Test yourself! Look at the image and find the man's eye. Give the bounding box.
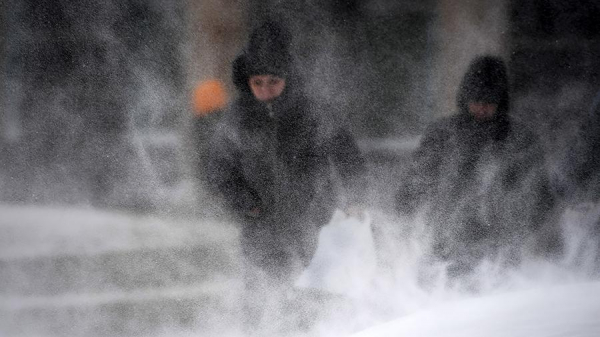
[269,79,279,85]
[254,80,262,86]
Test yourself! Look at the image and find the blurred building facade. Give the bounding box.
[1,0,600,211]
[190,0,600,136]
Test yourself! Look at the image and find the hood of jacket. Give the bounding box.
[232,19,301,96]
[231,19,308,129]
[456,55,511,141]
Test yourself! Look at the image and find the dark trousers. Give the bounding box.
[239,217,319,333]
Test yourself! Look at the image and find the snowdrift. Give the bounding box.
[352,281,600,337]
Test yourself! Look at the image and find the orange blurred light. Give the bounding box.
[192,79,228,117]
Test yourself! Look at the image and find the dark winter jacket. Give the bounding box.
[396,56,558,269]
[209,87,365,226]
[208,21,366,236]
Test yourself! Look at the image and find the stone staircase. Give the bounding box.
[0,205,244,336]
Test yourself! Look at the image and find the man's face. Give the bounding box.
[468,101,498,121]
[248,75,286,102]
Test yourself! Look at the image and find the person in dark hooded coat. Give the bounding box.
[396,55,560,275]
[208,19,367,285]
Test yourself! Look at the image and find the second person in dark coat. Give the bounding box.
[396,55,561,276]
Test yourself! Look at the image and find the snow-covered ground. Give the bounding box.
[351,281,600,337]
[346,204,600,337]
[1,203,599,336]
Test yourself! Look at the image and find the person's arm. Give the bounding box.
[522,131,563,256]
[328,127,368,213]
[531,173,563,256]
[395,124,446,215]
[571,91,600,191]
[207,124,262,219]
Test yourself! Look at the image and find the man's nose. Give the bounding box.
[258,85,270,95]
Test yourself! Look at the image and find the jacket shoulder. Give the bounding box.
[210,102,245,146]
[509,121,542,147]
[419,115,459,145]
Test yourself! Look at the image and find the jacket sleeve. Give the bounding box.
[328,127,368,206]
[520,131,563,255]
[395,124,447,215]
[565,90,600,196]
[530,172,563,255]
[206,123,261,217]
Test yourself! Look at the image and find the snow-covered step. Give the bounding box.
[0,205,237,260]
[0,245,239,296]
[1,281,243,337]
[0,205,243,336]
[0,205,241,295]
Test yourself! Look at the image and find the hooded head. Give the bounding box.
[457,55,511,140]
[232,19,295,97]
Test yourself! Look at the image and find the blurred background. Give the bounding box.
[1,0,600,336]
[1,0,600,211]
